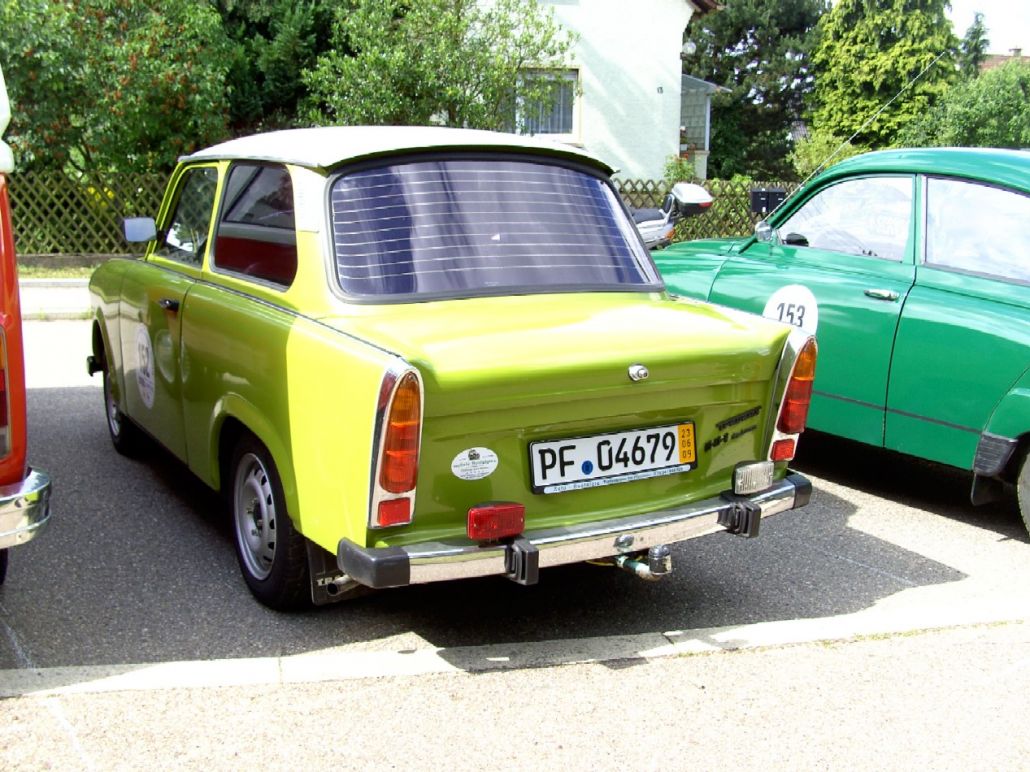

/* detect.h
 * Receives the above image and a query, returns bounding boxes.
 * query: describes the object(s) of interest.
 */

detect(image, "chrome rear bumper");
[0,469,52,550]
[338,472,810,589]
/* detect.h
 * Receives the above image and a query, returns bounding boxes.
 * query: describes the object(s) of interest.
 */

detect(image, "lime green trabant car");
[655,148,1030,533]
[88,127,815,609]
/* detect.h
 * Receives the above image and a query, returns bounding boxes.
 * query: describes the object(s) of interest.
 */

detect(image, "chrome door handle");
[158,297,180,312]
[864,289,900,301]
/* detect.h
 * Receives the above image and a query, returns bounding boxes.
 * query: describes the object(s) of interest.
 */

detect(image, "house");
[527,0,718,181]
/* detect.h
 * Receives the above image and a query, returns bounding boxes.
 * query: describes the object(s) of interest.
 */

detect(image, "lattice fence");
[8,171,798,257]
[10,171,166,256]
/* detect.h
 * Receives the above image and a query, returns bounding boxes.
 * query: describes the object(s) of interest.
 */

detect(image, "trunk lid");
[321,292,791,546]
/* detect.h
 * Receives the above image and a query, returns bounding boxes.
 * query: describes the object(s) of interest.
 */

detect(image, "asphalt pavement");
[2,312,1028,770]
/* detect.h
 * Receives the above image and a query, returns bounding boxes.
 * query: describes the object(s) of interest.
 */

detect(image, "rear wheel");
[1018,454,1030,537]
[230,435,309,610]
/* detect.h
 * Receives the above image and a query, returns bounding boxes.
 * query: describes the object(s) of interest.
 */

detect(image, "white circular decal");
[451,447,499,481]
[762,284,819,334]
[135,325,156,409]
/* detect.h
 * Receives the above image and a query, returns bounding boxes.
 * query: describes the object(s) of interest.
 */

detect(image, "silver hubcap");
[105,372,122,438]
[233,452,277,581]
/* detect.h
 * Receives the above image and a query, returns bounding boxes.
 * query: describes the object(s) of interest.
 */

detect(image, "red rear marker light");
[777,338,817,435]
[377,498,411,528]
[771,439,796,462]
[467,502,525,541]
[379,371,421,494]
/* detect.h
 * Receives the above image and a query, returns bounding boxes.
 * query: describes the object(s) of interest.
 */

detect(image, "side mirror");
[754,221,774,243]
[123,217,157,243]
[783,232,809,248]
[669,182,713,217]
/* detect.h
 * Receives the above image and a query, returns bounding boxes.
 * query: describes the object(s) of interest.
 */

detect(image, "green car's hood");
[320,291,789,416]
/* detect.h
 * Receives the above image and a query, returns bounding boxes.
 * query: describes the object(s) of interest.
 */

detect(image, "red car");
[0,65,52,582]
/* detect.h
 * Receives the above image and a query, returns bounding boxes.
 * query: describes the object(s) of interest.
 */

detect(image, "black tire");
[0,548,8,584]
[101,353,144,456]
[229,435,310,610]
[1018,453,1030,537]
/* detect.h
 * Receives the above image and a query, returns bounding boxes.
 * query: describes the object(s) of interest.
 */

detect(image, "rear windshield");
[329,156,658,300]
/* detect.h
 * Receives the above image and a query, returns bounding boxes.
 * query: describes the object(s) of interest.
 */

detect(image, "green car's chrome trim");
[338,472,811,589]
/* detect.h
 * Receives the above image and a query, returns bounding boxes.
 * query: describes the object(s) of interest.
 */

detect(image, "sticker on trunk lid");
[451,447,499,481]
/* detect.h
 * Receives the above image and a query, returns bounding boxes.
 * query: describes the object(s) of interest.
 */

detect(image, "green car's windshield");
[329,157,658,299]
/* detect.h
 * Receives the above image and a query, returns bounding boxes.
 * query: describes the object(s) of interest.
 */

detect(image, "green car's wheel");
[102,356,144,456]
[1018,453,1030,537]
[230,435,309,610]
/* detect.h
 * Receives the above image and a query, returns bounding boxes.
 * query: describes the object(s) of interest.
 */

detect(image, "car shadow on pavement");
[0,386,971,677]
[792,430,1028,544]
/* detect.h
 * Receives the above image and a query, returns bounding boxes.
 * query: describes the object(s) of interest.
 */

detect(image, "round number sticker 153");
[763,284,819,334]
[135,325,156,409]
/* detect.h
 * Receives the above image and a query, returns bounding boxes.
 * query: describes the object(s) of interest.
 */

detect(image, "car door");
[119,165,219,460]
[886,175,1030,469]
[706,175,917,447]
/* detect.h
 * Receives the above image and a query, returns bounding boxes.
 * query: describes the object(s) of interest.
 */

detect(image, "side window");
[778,176,913,261]
[925,177,1030,283]
[213,163,297,288]
[153,166,218,266]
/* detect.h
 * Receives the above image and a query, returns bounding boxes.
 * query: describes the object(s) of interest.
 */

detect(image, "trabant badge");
[628,364,649,382]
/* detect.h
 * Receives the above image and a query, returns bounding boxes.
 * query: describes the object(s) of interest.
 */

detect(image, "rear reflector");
[467,502,525,541]
[777,338,817,435]
[734,460,774,495]
[376,498,411,527]
[771,438,796,462]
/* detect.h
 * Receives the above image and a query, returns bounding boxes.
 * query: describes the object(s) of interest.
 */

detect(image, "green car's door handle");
[158,297,181,312]
[864,289,900,301]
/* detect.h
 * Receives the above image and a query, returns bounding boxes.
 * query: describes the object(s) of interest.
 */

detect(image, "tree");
[898,60,1030,148]
[958,12,990,79]
[0,0,234,173]
[215,1,337,133]
[788,127,862,179]
[684,0,827,180]
[301,0,574,130]
[810,0,958,148]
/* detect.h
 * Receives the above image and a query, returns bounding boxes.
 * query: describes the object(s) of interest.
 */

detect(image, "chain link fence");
[8,170,798,257]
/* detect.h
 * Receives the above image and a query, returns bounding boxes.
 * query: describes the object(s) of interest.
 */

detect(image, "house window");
[521,70,578,136]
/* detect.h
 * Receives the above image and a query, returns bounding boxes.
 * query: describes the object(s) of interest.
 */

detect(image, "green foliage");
[810,0,958,148]
[958,12,990,80]
[685,0,827,180]
[301,0,574,129]
[898,60,1030,148]
[663,154,698,185]
[215,0,336,132]
[0,0,233,173]
[789,127,863,179]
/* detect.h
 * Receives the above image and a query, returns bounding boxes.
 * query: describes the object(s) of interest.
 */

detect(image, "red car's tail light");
[777,338,817,435]
[467,502,525,541]
[379,371,421,494]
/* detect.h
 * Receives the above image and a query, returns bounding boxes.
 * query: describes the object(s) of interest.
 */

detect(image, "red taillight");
[377,498,411,527]
[467,502,525,541]
[379,372,421,494]
[777,338,817,435]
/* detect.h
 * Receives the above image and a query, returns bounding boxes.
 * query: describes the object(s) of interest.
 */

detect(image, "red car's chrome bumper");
[0,469,52,550]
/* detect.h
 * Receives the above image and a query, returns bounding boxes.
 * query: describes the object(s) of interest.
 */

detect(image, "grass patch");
[18,263,97,279]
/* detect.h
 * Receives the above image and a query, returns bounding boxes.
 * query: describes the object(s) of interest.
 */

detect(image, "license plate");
[529,422,696,494]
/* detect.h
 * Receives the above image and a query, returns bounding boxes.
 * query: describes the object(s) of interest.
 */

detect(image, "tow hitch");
[614,544,673,581]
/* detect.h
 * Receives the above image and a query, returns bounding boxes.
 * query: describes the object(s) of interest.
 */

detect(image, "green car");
[655,148,1030,533]
[88,126,815,610]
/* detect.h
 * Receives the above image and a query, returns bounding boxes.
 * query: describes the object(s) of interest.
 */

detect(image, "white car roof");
[181,125,612,174]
